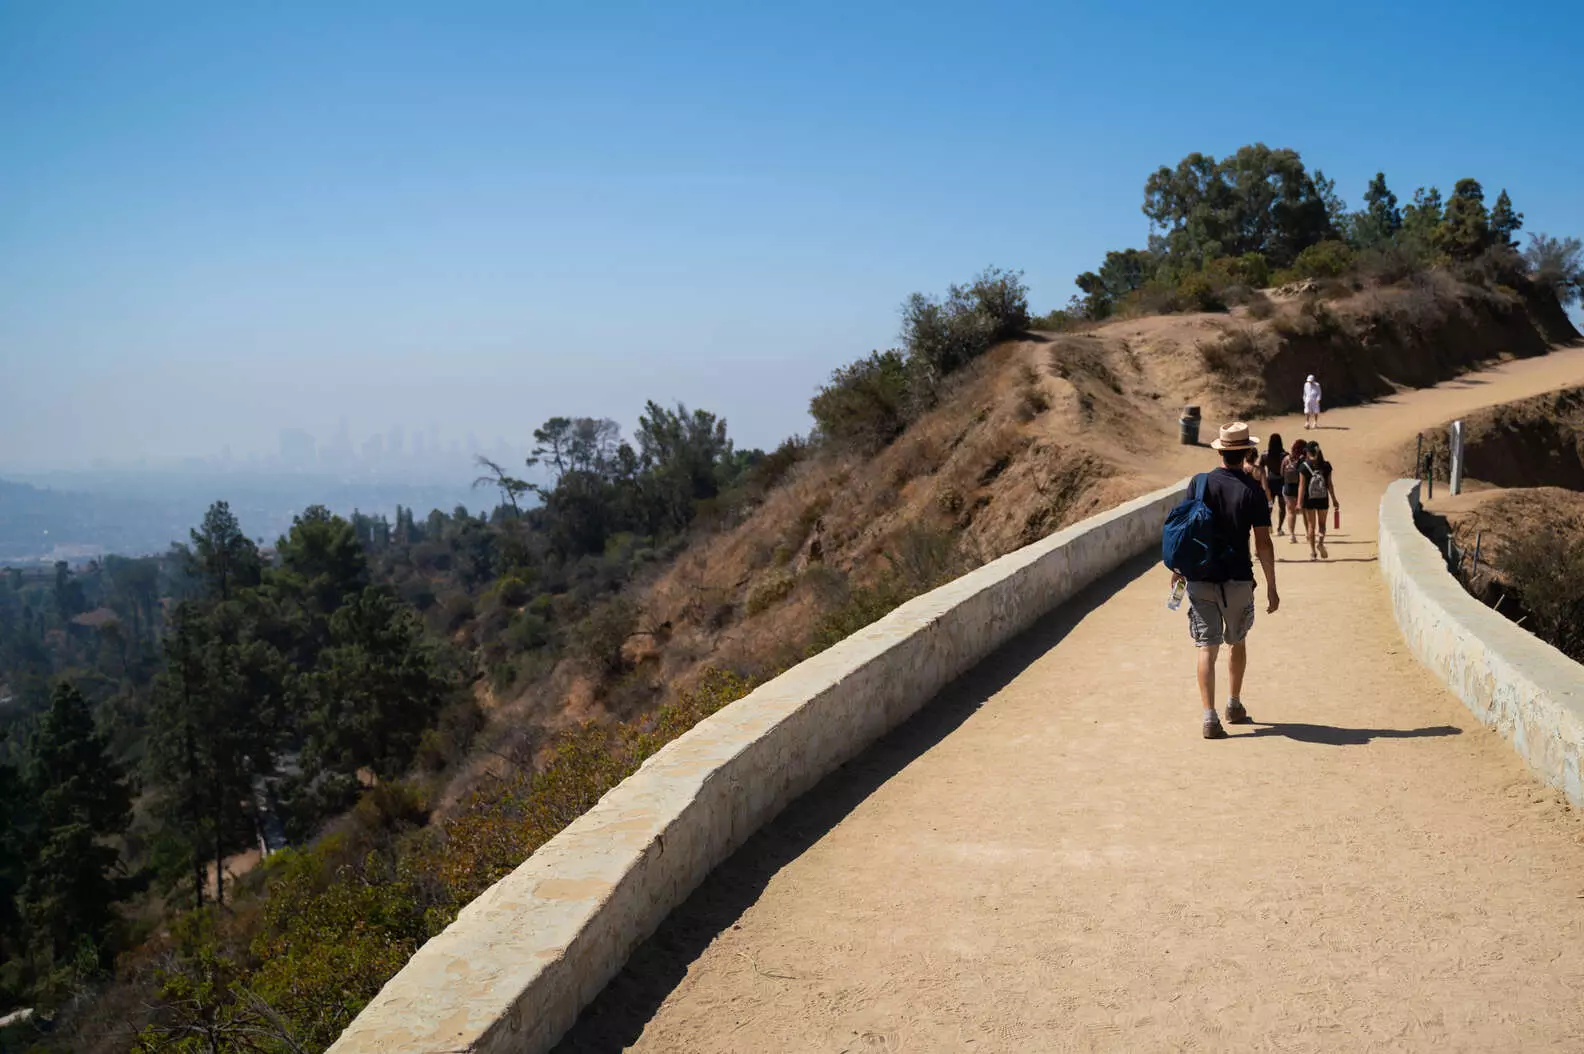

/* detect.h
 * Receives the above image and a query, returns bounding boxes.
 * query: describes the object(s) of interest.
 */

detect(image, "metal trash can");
[1178,406,1201,445]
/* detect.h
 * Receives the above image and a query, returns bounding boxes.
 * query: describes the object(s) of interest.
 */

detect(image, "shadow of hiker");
[552,554,1158,1052]
[1236,722,1463,746]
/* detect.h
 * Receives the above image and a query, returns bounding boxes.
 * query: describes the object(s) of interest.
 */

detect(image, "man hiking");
[1166,422,1280,739]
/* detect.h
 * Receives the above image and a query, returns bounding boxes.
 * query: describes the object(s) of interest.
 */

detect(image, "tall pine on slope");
[20,681,133,985]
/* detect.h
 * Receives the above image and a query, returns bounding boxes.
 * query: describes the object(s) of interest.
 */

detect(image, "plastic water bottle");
[1167,578,1187,611]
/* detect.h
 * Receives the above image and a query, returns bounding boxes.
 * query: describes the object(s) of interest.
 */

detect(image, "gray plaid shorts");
[1186,580,1256,648]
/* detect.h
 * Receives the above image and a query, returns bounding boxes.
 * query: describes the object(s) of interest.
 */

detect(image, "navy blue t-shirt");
[1184,466,1271,582]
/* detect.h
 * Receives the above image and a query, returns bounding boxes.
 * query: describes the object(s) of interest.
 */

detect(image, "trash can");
[1178,406,1201,445]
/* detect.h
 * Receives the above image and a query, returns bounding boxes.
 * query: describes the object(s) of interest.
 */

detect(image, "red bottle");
[1333,507,1341,530]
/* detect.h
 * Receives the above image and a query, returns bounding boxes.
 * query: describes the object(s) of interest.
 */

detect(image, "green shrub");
[1027,308,1077,331]
[745,571,797,615]
[492,574,532,609]
[505,610,550,652]
[809,349,911,451]
[1291,239,1355,279]
[1206,252,1270,289]
[572,596,637,675]
[1176,272,1227,312]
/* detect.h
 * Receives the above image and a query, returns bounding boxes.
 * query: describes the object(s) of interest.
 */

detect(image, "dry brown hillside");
[440,272,1578,803]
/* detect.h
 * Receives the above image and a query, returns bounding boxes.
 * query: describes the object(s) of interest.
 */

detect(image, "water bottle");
[1167,578,1187,611]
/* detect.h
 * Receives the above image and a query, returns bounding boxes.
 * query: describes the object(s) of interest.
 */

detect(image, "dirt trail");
[560,347,1584,1054]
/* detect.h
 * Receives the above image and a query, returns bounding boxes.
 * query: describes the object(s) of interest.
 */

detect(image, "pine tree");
[0,750,27,976]
[303,586,455,780]
[1489,189,1523,249]
[189,501,262,602]
[21,681,133,974]
[1359,172,1402,245]
[1436,178,1491,261]
[148,602,280,908]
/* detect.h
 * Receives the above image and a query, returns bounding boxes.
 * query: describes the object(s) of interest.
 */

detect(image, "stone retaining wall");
[329,479,1189,1054]
[1378,479,1584,807]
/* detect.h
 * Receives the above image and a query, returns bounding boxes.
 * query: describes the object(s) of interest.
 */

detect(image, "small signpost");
[1450,420,1466,496]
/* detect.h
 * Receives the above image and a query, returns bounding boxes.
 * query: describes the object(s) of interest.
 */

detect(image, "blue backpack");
[1161,473,1227,580]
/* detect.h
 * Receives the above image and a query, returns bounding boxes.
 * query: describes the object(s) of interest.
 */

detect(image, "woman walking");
[1262,433,1287,535]
[1303,374,1322,429]
[1280,438,1306,545]
[1299,440,1341,559]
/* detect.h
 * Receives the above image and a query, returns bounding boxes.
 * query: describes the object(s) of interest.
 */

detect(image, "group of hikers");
[1245,433,1340,561]
[1164,393,1343,739]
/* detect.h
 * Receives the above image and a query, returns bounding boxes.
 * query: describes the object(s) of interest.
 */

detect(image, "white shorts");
[1304,399,1321,414]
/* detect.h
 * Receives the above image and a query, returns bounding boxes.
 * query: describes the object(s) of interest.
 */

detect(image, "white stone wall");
[1378,479,1584,808]
[330,479,1189,1054]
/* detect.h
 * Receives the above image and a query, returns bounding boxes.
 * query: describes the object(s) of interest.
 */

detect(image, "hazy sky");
[4,0,1582,472]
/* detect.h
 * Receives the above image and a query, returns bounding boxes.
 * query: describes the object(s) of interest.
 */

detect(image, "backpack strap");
[1192,472,1208,501]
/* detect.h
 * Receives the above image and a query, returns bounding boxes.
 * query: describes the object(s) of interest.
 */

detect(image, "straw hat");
[1209,421,1260,451]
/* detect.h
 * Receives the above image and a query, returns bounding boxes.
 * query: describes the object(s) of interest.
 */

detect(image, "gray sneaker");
[1203,713,1228,739]
[1226,700,1251,724]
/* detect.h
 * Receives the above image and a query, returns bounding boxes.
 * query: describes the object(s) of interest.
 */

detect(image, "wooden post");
[1415,434,1424,479]
[1471,531,1482,578]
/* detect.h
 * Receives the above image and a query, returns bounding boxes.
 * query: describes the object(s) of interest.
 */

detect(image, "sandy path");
[559,348,1584,1053]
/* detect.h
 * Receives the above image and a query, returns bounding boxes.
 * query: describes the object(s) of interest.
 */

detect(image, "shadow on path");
[1233,722,1463,746]
[553,555,1157,1052]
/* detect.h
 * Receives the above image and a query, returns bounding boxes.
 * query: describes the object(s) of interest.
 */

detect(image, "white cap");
[1306,374,1316,383]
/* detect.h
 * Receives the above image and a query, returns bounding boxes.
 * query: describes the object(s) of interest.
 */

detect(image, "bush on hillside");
[571,596,637,675]
[1290,239,1355,279]
[1499,525,1584,662]
[1524,233,1583,305]
[809,349,911,451]
[1175,272,1227,312]
[1206,252,1271,289]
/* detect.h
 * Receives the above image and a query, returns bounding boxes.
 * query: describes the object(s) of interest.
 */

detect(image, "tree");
[634,401,733,531]
[53,561,86,621]
[964,266,1030,339]
[189,501,261,603]
[1352,171,1402,247]
[0,750,26,983]
[1074,271,1112,319]
[1312,168,1349,237]
[272,505,369,645]
[1435,178,1491,261]
[1489,189,1523,249]
[1401,186,1444,252]
[1097,248,1155,301]
[147,602,284,909]
[302,587,455,780]
[809,350,911,451]
[1524,233,1584,305]
[472,456,531,516]
[1142,144,1333,267]
[21,681,133,978]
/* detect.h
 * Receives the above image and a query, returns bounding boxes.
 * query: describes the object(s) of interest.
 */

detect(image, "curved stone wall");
[1378,479,1584,807]
[330,478,1189,1054]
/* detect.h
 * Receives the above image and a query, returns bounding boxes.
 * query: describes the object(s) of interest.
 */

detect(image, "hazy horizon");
[5,1,1584,475]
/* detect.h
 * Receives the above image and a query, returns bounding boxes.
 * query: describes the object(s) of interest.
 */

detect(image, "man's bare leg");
[1197,643,1219,713]
[1229,640,1247,701]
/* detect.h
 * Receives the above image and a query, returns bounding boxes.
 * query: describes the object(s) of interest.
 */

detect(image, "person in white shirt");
[1302,374,1321,429]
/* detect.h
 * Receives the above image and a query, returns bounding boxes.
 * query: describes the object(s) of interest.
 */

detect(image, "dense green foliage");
[810,267,1029,451]
[1060,143,1568,323]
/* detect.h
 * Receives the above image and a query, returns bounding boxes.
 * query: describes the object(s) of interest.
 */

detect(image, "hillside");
[448,272,1578,809]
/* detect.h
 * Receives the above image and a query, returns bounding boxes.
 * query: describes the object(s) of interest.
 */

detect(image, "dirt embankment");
[1409,385,1584,490]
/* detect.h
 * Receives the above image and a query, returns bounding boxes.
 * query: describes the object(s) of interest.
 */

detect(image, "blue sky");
[3,0,1581,471]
